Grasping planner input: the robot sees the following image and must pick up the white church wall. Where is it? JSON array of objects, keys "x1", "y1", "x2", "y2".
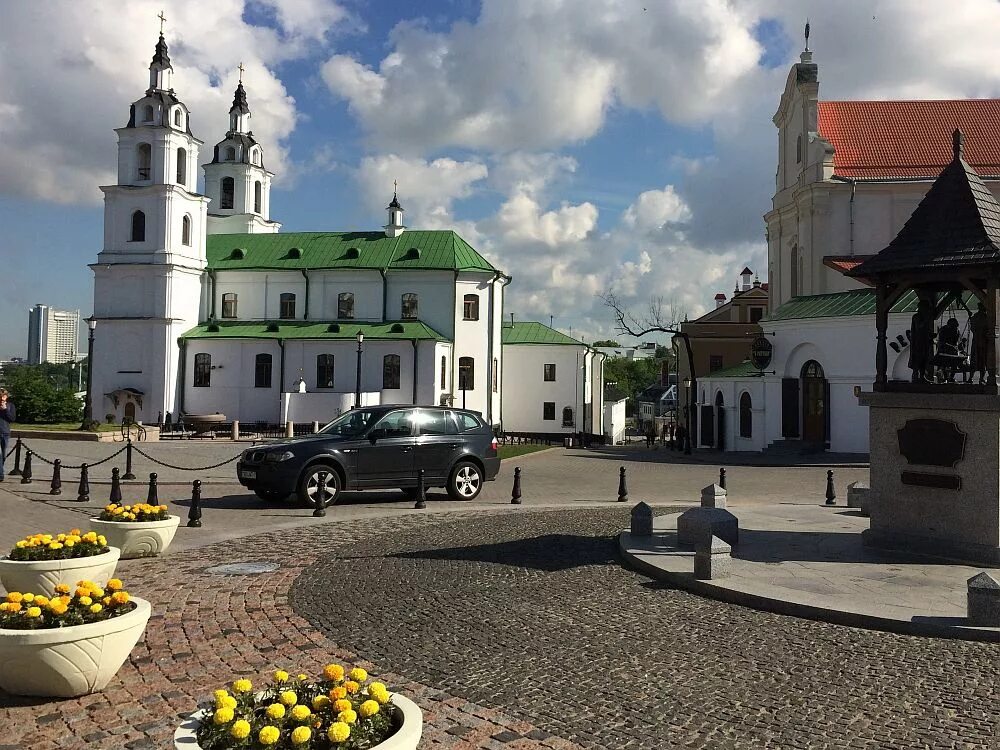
[
  {"x1": 311, "y1": 270, "x2": 383, "y2": 321},
  {"x1": 501, "y1": 344, "x2": 589, "y2": 433},
  {"x1": 452, "y1": 273, "x2": 498, "y2": 423},
  {"x1": 385, "y1": 271, "x2": 455, "y2": 334}
]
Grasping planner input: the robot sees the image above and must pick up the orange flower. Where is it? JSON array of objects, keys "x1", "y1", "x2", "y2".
[{"x1": 111, "y1": 591, "x2": 130, "y2": 605}]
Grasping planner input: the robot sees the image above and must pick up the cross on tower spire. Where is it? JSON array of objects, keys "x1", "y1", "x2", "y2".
[
  {"x1": 238, "y1": 62, "x2": 245, "y2": 83},
  {"x1": 158, "y1": 10, "x2": 167, "y2": 34},
  {"x1": 804, "y1": 19, "x2": 810, "y2": 52}
]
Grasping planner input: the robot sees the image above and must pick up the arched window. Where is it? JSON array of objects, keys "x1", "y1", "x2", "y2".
[
  {"x1": 130, "y1": 210, "x2": 145, "y2": 242},
  {"x1": 251, "y1": 149, "x2": 260, "y2": 165},
  {"x1": 255, "y1": 353, "x2": 272, "y2": 388},
  {"x1": 463, "y1": 294, "x2": 479, "y2": 320},
  {"x1": 316, "y1": 354, "x2": 335, "y2": 388},
  {"x1": 796, "y1": 134, "x2": 802, "y2": 164},
  {"x1": 739, "y1": 392, "x2": 753, "y2": 438},
  {"x1": 225, "y1": 146, "x2": 236, "y2": 161},
  {"x1": 220, "y1": 177, "x2": 235, "y2": 210},
  {"x1": 383, "y1": 354, "x2": 401, "y2": 389},
  {"x1": 440, "y1": 356, "x2": 447, "y2": 389},
  {"x1": 142, "y1": 105, "x2": 154, "y2": 123},
  {"x1": 337, "y1": 292, "x2": 354, "y2": 319},
  {"x1": 802, "y1": 360, "x2": 825, "y2": 379},
  {"x1": 182, "y1": 214, "x2": 192, "y2": 246},
  {"x1": 279, "y1": 293, "x2": 296, "y2": 319},
  {"x1": 221, "y1": 293, "x2": 237, "y2": 318},
  {"x1": 401, "y1": 293, "x2": 418, "y2": 320},
  {"x1": 136, "y1": 143, "x2": 151, "y2": 180},
  {"x1": 193, "y1": 353, "x2": 211, "y2": 387},
  {"x1": 458, "y1": 357, "x2": 474, "y2": 391},
  {"x1": 176, "y1": 147, "x2": 187, "y2": 185},
  {"x1": 174, "y1": 109, "x2": 182, "y2": 127},
  {"x1": 254, "y1": 181, "x2": 262, "y2": 213},
  {"x1": 562, "y1": 406, "x2": 574, "y2": 427}
]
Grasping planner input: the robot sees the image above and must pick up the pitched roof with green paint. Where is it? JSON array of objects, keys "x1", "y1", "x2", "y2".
[
  {"x1": 182, "y1": 320, "x2": 448, "y2": 341},
  {"x1": 767, "y1": 289, "x2": 922, "y2": 321},
  {"x1": 501, "y1": 321, "x2": 585, "y2": 346},
  {"x1": 206, "y1": 231, "x2": 496, "y2": 273},
  {"x1": 705, "y1": 360, "x2": 766, "y2": 378}
]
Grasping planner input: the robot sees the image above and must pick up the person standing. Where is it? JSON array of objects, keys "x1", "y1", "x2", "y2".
[{"x1": 0, "y1": 389, "x2": 15, "y2": 481}]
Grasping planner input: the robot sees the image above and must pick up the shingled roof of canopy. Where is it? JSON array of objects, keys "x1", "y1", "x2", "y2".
[{"x1": 849, "y1": 130, "x2": 1000, "y2": 277}]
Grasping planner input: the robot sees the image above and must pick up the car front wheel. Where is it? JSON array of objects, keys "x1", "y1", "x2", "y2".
[
  {"x1": 297, "y1": 464, "x2": 341, "y2": 508},
  {"x1": 447, "y1": 461, "x2": 482, "y2": 501}
]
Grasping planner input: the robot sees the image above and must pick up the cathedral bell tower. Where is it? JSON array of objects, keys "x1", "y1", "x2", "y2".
[
  {"x1": 90, "y1": 19, "x2": 210, "y2": 424},
  {"x1": 203, "y1": 67, "x2": 280, "y2": 234}
]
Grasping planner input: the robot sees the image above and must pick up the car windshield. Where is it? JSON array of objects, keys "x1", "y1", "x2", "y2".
[{"x1": 319, "y1": 409, "x2": 382, "y2": 437}]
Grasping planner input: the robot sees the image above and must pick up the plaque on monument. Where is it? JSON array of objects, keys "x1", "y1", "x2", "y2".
[{"x1": 896, "y1": 419, "x2": 966, "y2": 467}]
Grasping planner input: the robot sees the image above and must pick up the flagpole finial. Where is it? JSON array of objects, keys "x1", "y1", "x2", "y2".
[{"x1": 804, "y1": 19, "x2": 811, "y2": 52}]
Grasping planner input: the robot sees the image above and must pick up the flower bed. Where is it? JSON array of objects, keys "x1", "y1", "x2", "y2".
[
  {"x1": 0, "y1": 530, "x2": 119, "y2": 597},
  {"x1": 91, "y1": 503, "x2": 180, "y2": 559},
  {"x1": 0, "y1": 579, "x2": 150, "y2": 697},
  {"x1": 174, "y1": 665, "x2": 422, "y2": 749}
]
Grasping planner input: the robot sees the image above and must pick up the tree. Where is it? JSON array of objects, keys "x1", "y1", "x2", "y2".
[
  {"x1": 2, "y1": 365, "x2": 83, "y2": 423},
  {"x1": 592, "y1": 339, "x2": 621, "y2": 347}
]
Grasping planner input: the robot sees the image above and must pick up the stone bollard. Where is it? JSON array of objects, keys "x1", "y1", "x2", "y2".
[
  {"x1": 231, "y1": 420, "x2": 240, "y2": 441},
  {"x1": 825, "y1": 470, "x2": 836, "y2": 505},
  {"x1": 719, "y1": 467, "x2": 726, "y2": 490},
  {"x1": 146, "y1": 472, "x2": 158, "y2": 504},
  {"x1": 285, "y1": 421, "x2": 294, "y2": 438},
  {"x1": 511, "y1": 467, "x2": 522, "y2": 504},
  {"x1": 20, "y1": 450, "x2": 32, "y2": 484},
  {"x1": 967, "y1": 572, "x2": 1000, "y2": 627},
  {"x1": 414, "y1": 469, "x2": 427, "y2": 509},
  {"x1": 617, "y1": 466, "x2": 628, "y2": 503},
  {"x1": 123, "y1": 437, "x2": 136, "y2": 480},
  {"x1": 630, "y1": 502, "x2": 653, "y2": 537},
  {"x1": 313, "y1": 473, "x2": 328, "y2": 517},
  {"x1": 110, "y1": 467, "x2": 123, "y2": 504},
  {"x1": 49, "y1": 459, "x2": 62, "y2": 495},
  {"x1": 77, "y1": 463, "x2": 90, "y2": 503},
  {"x1": 677, "y1": 483, "x2": 738, "y2": 548},
  {"x1": 847, "y1": 481, "x2": 870, "y2": 514},
  {"x1": 694, "y1": 536, "x2": 733, "y2": 580},
  {"x1": 187, "y1": 480, "x2": 202, "y2": 528},
  {"x1": 9, "y1": 438, "x2": 22, "y2": 476},
  {"x1": 701, "y1": 483, "x2": 727, "y2": 509}
]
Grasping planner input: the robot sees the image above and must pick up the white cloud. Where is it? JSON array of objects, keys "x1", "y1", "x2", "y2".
[{"x1": 622, "y1": 186, "x2": 691, "y2": 233}]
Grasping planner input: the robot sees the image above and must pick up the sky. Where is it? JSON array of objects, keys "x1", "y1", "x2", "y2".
[{"x1": 6, "y1": 0, "x2": 1000, "y2": 358}]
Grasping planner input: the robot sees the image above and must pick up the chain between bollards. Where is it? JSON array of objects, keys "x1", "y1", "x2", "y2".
[
  {"x1": 146, "y1": 472, "x2": 158, "y2": 504},
  {"x1": 313, "y1": 473, "x2": 328, "y2": 517},
  {"x1": 49, "y1": 459, "x2": 62, "y2": 495},
  {"x1": 109, "y1": 467, "x2": 123, "y2": 504},
  {"x1": 123, "y1": 437, "x2": 136, "y2": 480},
  {"x1": 825, "y1": 470, "x2": 836, "y2": 506},
  {"x1": 617, "y1": 465, "x2": 628, "y2": 503},
  {"x1": 77, "y1": 463, "x2": 90, "y2": 503},
  {"x1": 414, "y1": 469, "x2": 427, "y2": 509},
  {"x1": 719, "y1": 467, "x2": 726, "y2": 490},
  {"x1": 187, "y1": 480, "x2": 202, "y2": 527},
  {"x1": 511, "y1": 466, "x2": 522, "y2": 504},
  {"x1": 9, "y1": 438, "x2": 22, "y2": 477},
  {"x1": 20, "y1": 450, "x2": 32, "y2": 484}
]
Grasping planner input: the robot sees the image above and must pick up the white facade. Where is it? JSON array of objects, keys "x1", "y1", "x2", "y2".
[
  {"x1": 604, "y1": 397, "x2": 628, "y2": 444},
  {"x1": 27, "y1": 305, "x2": 80, "y2": 364}
]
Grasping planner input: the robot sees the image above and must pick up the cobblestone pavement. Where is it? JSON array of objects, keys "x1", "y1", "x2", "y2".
[{"x1": 292, "y1": 508, "x2": 1000, "y2": 750}]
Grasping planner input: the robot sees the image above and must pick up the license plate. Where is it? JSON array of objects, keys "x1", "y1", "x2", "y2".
[{"x1": 239, "y1": 469, "x2": 256, "y2": 480}]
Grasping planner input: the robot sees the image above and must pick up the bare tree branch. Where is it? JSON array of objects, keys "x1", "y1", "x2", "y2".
[{"x1": 598, "y1": 290, "x2": 686, "y2": 339}]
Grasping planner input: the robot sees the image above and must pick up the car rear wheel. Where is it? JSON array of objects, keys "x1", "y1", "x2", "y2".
[
  {"x1": 254, "y1": 489, "x2": 289, "y2": 503},
  {"x1": 297, "y1": 464, "x2": 341, "y2": 508},
  {"x1": 447, "y1": 461, "x2": 482, "y2": 501}
]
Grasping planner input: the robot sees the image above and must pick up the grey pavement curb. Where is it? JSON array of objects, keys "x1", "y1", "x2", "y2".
[{"x1": 618, "y1": 531, "x2": 1000, "y2": 644}]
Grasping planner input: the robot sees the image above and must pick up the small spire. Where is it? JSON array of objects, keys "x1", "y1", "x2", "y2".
[
  {"x1": 231, "y1": 80, "x2": 250, "y2": 115},
  {"x1": 387, "y1": 180, "x2": 402, "y2": 210},
  {"x1": 953, "y1": 129, "x2": 964, "y2": 161},
  {"x1": 151, "y1": 31, "x2": 171, "y2": 70},
  {"x1": 804, "y1": 19, "x2": 810, "y2": 52}
]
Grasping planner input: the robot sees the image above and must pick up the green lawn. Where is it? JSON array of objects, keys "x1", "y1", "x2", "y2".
[
  {"x1": 498, "y1": 443, "x2": 551, "y2": 460},
  {"x1": 15, "y1": 422, "x2": 120, "y2": 433}
]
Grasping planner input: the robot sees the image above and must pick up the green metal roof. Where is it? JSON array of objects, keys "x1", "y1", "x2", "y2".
[
  {"x1": 767, "y1": 289, "x2": 921, "y2": 321},
  {"x1": 205, "y1": 231, "x2": 496, "y2": 273},
  {"x1": 182, "y1": 320, "x2": 448, "y2": 341},
  {"x1": 706, "y1": 360, "x2": 765, "y2": 378},
  {"x1": 501, "y1": 322, "x2": 585, "y2": 346}
]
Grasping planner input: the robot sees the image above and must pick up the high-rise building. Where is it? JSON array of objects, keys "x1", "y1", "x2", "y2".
[{"x1": 27, "y1": 304, "x2": 80, "y2": 364}]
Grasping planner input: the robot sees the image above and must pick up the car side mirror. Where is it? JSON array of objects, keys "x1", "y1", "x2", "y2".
[{"x1": 368, "y1": 428, "x2": 384, "y2": 443}]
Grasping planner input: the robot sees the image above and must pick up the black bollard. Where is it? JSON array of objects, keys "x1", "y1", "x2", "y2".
[
  {"x1": 77, "y1": 463, "x2": 90, "y2": 503},
  {"x1": 20, "y1": 450, "x2": 32, "y2": 484},
  {"x1": 123, "y1": 437, "x2": 136, "y2": 480},
  {"x1": 825, "y1": 470, "x2": 836, "y2": 506},
  {"x1": 109, "y1": 467, "x2": 123, "y2": 504},
  {"x1": 9, "y1": 438, "x2": 22, "y2": 476},
  {"x1": 146, "y1": 472, "x2": 158, "y2": 504},
  {"x1": 313, "y1": 473, "x2": 328, "y2": 517},
  {"x1": 617, "y1": 465, "x2": 628, "y2": 503},
  {"x1": 719, "y1": 467, "x2": 727, "y2": 490},
  {"x1": 511, "y1": 466, "x2": 522, "y2": 504},
  {"x1": 414, "y1": 469, "x2": 427, "y2": 509},
  {"x1": 49, "y1": 459, "x2": 62, "y2": 495},
  {"x1": 187, "y1": 479, "x2": 202, "y2": 527}
]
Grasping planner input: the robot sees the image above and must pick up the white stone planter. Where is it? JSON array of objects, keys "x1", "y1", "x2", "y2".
[
  {"x1": 0, "y1": 595, "x2": 150, "y2": 697},
  {"x1": 89, "y1": 516, "x2": 181, "y2": 559},
  {"x1": 0, "y1": 547, "x2": 121, "y2": 597},
  {"x1": 173, "y1": 692, "x2": 422, "y2": 749}
]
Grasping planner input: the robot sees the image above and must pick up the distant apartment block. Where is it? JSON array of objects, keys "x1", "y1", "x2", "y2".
[{"x1": 27, "y1": 304, "x2": 80, "y2": 364}]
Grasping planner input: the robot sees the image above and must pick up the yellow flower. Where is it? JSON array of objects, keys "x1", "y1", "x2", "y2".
[
  {"x1": 297, "y1": 673, "x2": 307, "y2": 681},
  {"x1": 89, "y1": 604, "x2": 103, "y2": 614},
  {"x1": 97, "y1": 535, "x2": 107, "y2": 546},
  {"x1": 329, "y1": 686, "x2": 347, "y2": 700},
  {"x1": 280, "y1": 690, "x2": 298, "y2": 706},
  {"x1": 75, "y1": 587, "x2": 90, "y2": 598},
  {"x1": 273, "y1": 669, "x2": 290, "y2": 683},
  {"x1": 5, "y1": 593, "x2": 22, "y2": 603},
  {"x1": 338, "y1": 709, "x2": 357, "y2": 725},
  {"x1": 5, "y1": 602, "x2": 21, "y2": 613},
  {"x1": 213, "y1": 707, "x2": 235, "y2": 725},
  {"x1": 327, "y1": 722, "x2": 350, "y2": 743},
  {"x1": 323, "y1": 663, "x2": 345, "y2": 681},
  {"x1": 91, "y1": 588, "x2": 104, "y2": 598},
  {"x1": 220, "y1": 696, "x2": 237, "y2": 711},
  {"x1": 230, "y1": 720, "x2": 251, "y2": 740},
  {"x1": 26, "y1": 607, "x2": 42, "y2": 618},
  {"x1": 370, "y1": 687, "x2": 390, "y2": 705},
  {"x1": 290, "y1": 705, "x2": 310, "y2": 721},
  {"x1": 344, "y1": 680, "x2": 360, "y2": 694},
  {"x1": 232, "y1": 678, "x2": 253, "y2": 693},
  {"x1": 258, "y1": 726, "x2": 281, "y2": 745},
  {"x1": 359, "y1": 700, "x2": 379, "y2": 718},
  {"x1": 111, "y1": 591, "x2": 130, "y2": 606},
  {"x1": 14, "y1": 541, "x2": 26, "y2": 549},
  {"x1": 49, "y1": 601, "x2": 68, "y2": 616},
  {"x1": 291, "y1": 726, "x2": 311, "y2": 745},
  {"x1": 312, "y1": 695, "x2": 330, "y2": 710},
  {"x1": 79, "y1": 596, "x2": 93, "y2": 606},
  {"x1": 368, "y1": 681, "x2": 386, "y2": 694},
  {"x1": 22, "y1": 593, "x2": 34, "y2": 603},
  {"x1": 65, "y1": 540, "x2": 75, "y2": 548},
  {"x1": 102, "y1": 597, "x2": 112, "y2": 606},
  {"x1": 333, "y1": 699, "x2": 352, "y2": 713},
  {"x1": 266, "y1": 703, "x2": 286, "y2": 720},
  {"x1": 69, "y1": 528, "x2": 81, "y2": 536},
  {"x1": 213, "y1": 689, "x2": 229, "y2": 706},
  {"x1": 348, "y1": 667, "x2": 368, "y2": 682}
]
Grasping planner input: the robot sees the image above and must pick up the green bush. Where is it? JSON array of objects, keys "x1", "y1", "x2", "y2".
[{"x1": 2, "y1": 366, "x2": 83, "y2": 424}]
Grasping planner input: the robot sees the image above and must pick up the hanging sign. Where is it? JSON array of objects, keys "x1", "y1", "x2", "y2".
[{"x1": 750, "y1": 335, "x2": 773, "y2": 371}]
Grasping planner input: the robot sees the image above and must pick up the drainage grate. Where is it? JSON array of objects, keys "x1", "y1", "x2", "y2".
[{"x1": 205, "y1": 561, "x2": 280, "y2": 576}]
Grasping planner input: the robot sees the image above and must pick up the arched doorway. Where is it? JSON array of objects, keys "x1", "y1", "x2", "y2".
[
  {"x1": 801, "y1": 360, "x2": 827, "y2": 445},
  {"x1": 124, "y1": 401, "x2": 136, "y2": 424},
  {"x1": 715, "y1": 391, "x2": 725, "y2": 451}
]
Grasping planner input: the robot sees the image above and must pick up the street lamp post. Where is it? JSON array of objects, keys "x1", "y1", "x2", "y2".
[
  {"x1": 682, "y1": 377, "x2": 693, "y2": 455},
  {"x1": 354, "y1": 330, "x2": 364, "y2": 408},
  {"x1": 81, "y1": 319, "x2": 97, "y2": 431}
]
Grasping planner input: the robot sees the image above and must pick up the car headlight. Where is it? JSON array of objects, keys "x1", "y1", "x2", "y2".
[{"x1": 264, "y1": 451, "x2": 295, "y2": 462}]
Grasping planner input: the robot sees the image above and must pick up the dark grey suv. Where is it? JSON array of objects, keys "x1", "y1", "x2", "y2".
[{"x1": 236, "y1": 406, "x2": 500, "y2": 506}]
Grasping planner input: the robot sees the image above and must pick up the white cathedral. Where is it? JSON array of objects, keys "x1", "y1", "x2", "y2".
[{"x1": 89, "y1": 32, "x2": 605, "y2": 436}]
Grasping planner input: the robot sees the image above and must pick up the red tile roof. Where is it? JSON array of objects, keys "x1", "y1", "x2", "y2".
[
  {"x1": 822, "y1": 255, "x2": 873, "y2": 274},
  {"x1": 818, "y1": 100, "x2": 1000, "y2": 180}
]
